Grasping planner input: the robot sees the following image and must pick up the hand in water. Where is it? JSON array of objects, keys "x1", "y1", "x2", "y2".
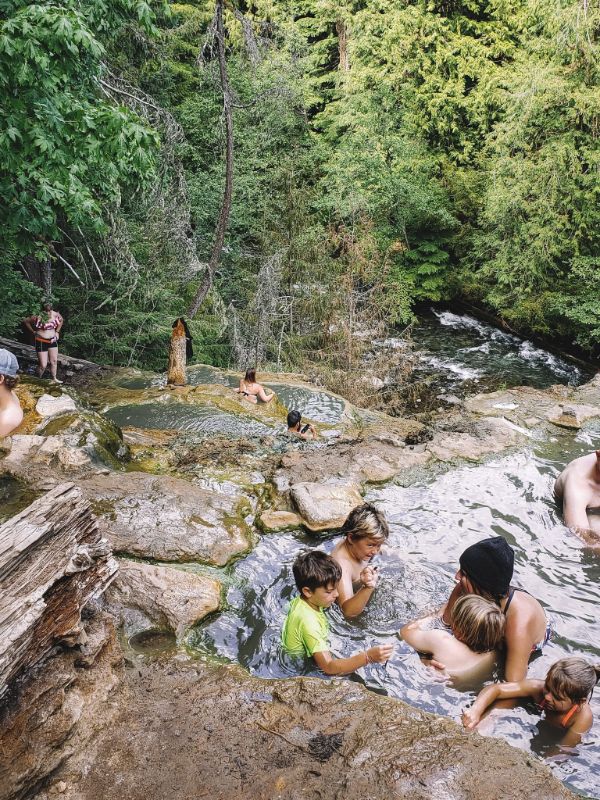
[
  {"x1": 461, "y1": 706, "x2": 482, "y2": 730},
  {"x1": 360, "y1": 565, "x2": 379, "y2": 589},
  {"x1": 367, "y1": 643, "x2": 395, "y2": 664}
]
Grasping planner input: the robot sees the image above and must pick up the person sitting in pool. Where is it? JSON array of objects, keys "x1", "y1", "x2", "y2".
[
  {"x1": 331, "y1": 503, "x2": 389, "y2": 619},
  {"x1": 282, "y1": 550, "x2": 394, "y2": 674},
  {"x1": 287, "y1": 409, "x2": 317, "y2": 440},
  {"x1": 462, "y1": 657, "x2": 599, "y2": 748},
  {"x1": 234, "y1": 368, "x2": 274, "y2": 404},
  {"x1": 401, "y1": 594, "x2": 505, "y2": 682},
  {"x1": 554, "y1": 451, "x2": 600, "y2": 548},
  {"x1": 0, "y1": 349, "x2": 23, "y2": 436},
  {"x1": 439, "y1": 536, "x2": 550, "y2": 681}
]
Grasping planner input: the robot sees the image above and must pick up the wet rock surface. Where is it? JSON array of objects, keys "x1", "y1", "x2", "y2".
[
  {"x1": 79, "y1": 472, "x2": 253, "y2": 566},
  {"x1": 33, "y1": 657, "x2": 573, "y2": 800},
  {"x1": 290, "y1": 481, "x2": 364, "y2": 531},
  {"x1": 105, "y1": 559, "x2": 220, "y2": 640}
]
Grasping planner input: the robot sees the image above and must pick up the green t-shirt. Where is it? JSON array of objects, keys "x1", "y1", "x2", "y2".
[{"x1": 281, "y1": 596, "x2": 329, "y2": 657}]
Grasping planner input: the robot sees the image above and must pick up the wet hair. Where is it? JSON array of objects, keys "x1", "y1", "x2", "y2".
[
  {"x1": 0, "y1": 374, "x2": 19, "y2": 390},
  {"x1": 450, "y1": 594, "x2": 505, "y2": 653},
  {"x1": 42, "y1": 300, "x2": 53, "y2": 311},
  {"x1": 545, "y1": 657, "x2": 600, "y2": 703},
  {"x1": 292, "y1": 550, "x2": 342, "y2": 593},
  {"x1": 244, "y1": 368, "x2": 256, "y2": 383},
  {"x1": 287, "y1": 409, "x2": 301, "y2": 429},
  {"x1": 341, "y1": 503, "x2": 389, "y2": 542}
]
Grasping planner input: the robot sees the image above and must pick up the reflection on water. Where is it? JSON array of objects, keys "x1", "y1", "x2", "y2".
[
  {"x1": 105, "y1": 401, "x2": 274, "y2": 438},
  {"x1": 265, "y1": 384, "x2": 345, "y2": 424},
  {"x1": 407, "y1": 309, "x2": 594, "y2": 396},
  {"x1": 191, "y1": 422, "x2": 600, "y2": 797}
]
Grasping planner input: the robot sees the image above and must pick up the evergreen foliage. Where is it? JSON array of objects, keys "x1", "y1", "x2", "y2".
[{"x1": 1, "y1": 0, "x2": 598, "y2": 363}]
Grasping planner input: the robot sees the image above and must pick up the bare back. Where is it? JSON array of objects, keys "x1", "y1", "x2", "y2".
[{"x1": 554, "y1": 451, "x2": 600, "y2": 534}]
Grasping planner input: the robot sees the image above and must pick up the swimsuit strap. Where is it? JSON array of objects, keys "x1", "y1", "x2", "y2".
[
  {"x1": 503, "y1": 586, "x2": 532, "y2": 615},
  {"x1": 539, "y1": 698, "x2": 579, "y2": 728},
  {"x1": 503, "y1": 587, "x2": 516, "y2": 615},
  {"x1": 560, "y1": 704, "x2": 579, "y2": 728}
]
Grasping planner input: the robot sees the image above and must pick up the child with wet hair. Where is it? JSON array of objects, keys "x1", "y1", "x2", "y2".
[
  {"x1": 282, "y1": 550, "x2": 394, "y2": 674},
  {"x1": 331, "y1": 503, "x2": 390, "y2": 619},
  {"x1": 462, "y1": 656, "x2": 600, "y2": 745},
  {"x1": 401, "y1": 595, "x2": 505, "y2": 681}
]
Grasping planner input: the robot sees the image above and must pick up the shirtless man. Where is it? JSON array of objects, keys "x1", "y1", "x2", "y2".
[
  {"x1": 554, "y1": 451, "x2": 600, "y2": 547},
  {"x1": 440, "y1": 536, "x2": 549, "y2": 682},
  {"x1": 0, "y1": 350, "x2": 23, "y2": 436},
  {"x1": 331, "y1": 503, "x2": 389, "y2": 619}
]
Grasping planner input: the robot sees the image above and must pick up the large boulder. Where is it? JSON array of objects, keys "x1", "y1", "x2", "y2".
[
  {"x1": 79, "y1": 472, "x2": 253, "y2": 566},
  {"x1": 105, "y1": 560, "x2": 220, "y2": 640},
  {"x1": 427, "y1": 416, "x2": 523, "y2": 462},
  {"x1": 275, "y1": 437, "x2": 430, "y2": 495},
  {"x1": 290, "y1": 481, "x2": 363, "y2": 531},
  {"x1": 37, "y1": 658, "x2": 574, "y2": 800}
]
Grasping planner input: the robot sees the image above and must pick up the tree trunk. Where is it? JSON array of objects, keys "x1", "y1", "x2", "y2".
[
  {"x1": 186, "y1": 0, "x2": 234, "y2": 318},
  {"x1": 0, "y1": 483, "x2": 118, "y2": 699},
  {"x1": 21, "y1": 255, "x2": 52, "y2": 297},
  {"x1": 167, "y1": 319, "x2": 188, "y2": 386},
  {"x1": 337, "y1": 20, "x2": 350, "y2": 72}
]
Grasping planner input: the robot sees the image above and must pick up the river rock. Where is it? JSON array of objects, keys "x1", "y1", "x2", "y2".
[
  {"x1": 258, "y1": 510, "x2": 303, "y2": 532},
  {"x1": 1, "y1": 433, "x2": 92, "y2": 474},
  {"x1": 290, "y1": 481, "x2": 363, "y2": 531},
  {"x1": 275, "y1": 437, "x2": 430, "y2": 495},
  {"x1": 79, "y1": 472, "x2": 252, "y2": 566},
  {"x1": 546, "y1": 403, "x2": 600, "y2": 429},
  {"x1": 36, "y1": 393, "x2": 78, "y2": 418},
  {"x1": 40, "y1": 658, "x2": 573, "y2": 800},
  {"x1": 427, "y1": 417, "x2": 521, "y2": 462},
  {"x1": 105, "y1": 560, "x2": 220, "y2": 640}
]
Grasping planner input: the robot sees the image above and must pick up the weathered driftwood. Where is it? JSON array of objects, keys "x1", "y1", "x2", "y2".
[
  {"x1": 166, "y1": 319, "x2": 187, "y2": 386},
  {"x1": 0, "y1": 336, "x2": 100, "y2": 373},
  {"x1": 0, "y1": 483, "x2": 118, "y2": 699}
]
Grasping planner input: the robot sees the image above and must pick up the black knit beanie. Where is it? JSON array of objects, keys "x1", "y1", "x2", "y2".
[{"x1": 459, "y1": 536, "x2": 514, "y2": 598}]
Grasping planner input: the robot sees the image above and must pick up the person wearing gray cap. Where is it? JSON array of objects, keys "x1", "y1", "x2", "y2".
[
  {"x1": 439, "y1": 536, "x2": 550, "y2": 682},
  {"x1": 0, "y1": 349, "x2": 23, "y2": 436}
]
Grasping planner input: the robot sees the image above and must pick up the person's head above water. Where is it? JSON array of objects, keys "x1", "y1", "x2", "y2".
[
  {"x1": 292, "y1": 550, "x2": 342, "y2": 597},
  {"x1": 287, "y1": 409, "x2": 302, "y2": 429},
  {"x1": 544, "y1": 657, "x2": 600, "y2": 705},
  {"x1": 341, "y1": 503, "x2": 389, "y2": 544},
  {"x1": 0, "y1": 349, "x2": 19, "y2": 390},
  {"x1": 244, "y1": 368, "x2": 256, "y2": 383},
  {"x1": 458, "y1": 536, "x2": 514, "y2": 601},
  {"x1": 450, "y1": 594, "x2": 505, "y2": 653}
]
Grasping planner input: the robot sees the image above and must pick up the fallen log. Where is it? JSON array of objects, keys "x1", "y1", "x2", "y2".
[
  {"x1": 0, "y1": 337, "x2": 100, "y2": 373},
  {"x1": 0, "y1": 483, "x2": 118, "y2": 700}
]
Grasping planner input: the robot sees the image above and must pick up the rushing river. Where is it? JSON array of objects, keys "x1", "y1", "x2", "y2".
[
  {"x1": 174, "y1": 309, "x2": 599, "y2": 798},
  {"x1": 405, "y1": 308, "x2": 593, "y2": 399}
]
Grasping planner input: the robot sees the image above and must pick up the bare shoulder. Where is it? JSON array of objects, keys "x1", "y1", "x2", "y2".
[{"x1": 330, "y1": 539, "x2": 346, "y2": 561}]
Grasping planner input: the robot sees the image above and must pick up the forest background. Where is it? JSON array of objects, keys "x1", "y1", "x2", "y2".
[{"x1": 1, "y1": 0, "x2": 598, "y2": 380}]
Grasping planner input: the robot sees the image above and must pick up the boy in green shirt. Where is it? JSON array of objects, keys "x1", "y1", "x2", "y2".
[{"x1": 282, "y1": 550, "x2": 394, "y2": 675}]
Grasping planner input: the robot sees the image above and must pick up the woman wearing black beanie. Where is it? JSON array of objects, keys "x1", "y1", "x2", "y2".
[{"x1": 440, "y1": 536, "x2": 550, "y2": 682}]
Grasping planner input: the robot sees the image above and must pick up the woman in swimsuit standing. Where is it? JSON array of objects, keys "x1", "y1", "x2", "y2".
[
  {"x1": 234, "y1": 368, "x2": 275, "y2": 404},
  {"x1": 23, "y1": 302, "x2": 64, "y2": 383}
]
